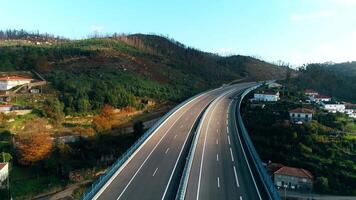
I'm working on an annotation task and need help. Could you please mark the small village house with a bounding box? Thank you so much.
[253,91,280,102]
[304,89,319,97]
[274,166,313,191]
[310,94,331,103]
[345,104,356,118]
[0,104,12,113]
[321,102,346,113]
[268,82,282,89]
[289,108,314,123]
[0,76,33,91]
[0,163,9,186]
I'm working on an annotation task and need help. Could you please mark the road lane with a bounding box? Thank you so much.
[184,83,262,200]
[95,83,254,200]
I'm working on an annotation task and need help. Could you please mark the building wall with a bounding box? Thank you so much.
[290,112,313,122]
[323,104,345,113]
[254,93,279,102]
[0,80,31,91]
[274,174,312,190]
[0,163,9,184]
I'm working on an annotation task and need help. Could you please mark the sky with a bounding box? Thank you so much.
[1,0,356,66]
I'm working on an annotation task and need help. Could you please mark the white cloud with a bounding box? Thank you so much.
[291,10,335,21]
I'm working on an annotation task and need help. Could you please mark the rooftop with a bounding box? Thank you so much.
[0,163,8,170]
[289,108,314,114]
[274,166,313,179]
[0,75,33,81]
[305,89,318,94]
[314,94,331,99]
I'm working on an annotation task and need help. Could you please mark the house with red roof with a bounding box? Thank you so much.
[274,166,313,191]
[289,108,314,123]
[0,75,33,91]
[310,94,331,103]
[304,89,319,97]
[0,104,13,113]
[0,163,9,186]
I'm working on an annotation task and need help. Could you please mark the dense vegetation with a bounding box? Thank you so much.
[242,85,356,195]
[0,30,287,114]
[294,63,356,102]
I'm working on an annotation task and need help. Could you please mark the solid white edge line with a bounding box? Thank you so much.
[233,96,262,200]
[116,105,190,200]
[196,89,237,200]
[160,105,203,200]
[92,90,209,200]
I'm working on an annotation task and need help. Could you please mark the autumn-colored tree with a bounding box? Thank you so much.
[15,118,53,165]
[93,104,116,133]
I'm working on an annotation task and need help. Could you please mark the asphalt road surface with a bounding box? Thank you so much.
[93,82,255,200]
[184,85,262,200]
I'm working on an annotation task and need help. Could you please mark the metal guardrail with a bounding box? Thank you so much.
[80,90,209,200]
[236,85,281,200]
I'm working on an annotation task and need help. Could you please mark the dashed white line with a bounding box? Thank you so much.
[230,147,234,162]
[226,120,228,125]
[240,196,243,200]
[165,148,170,154]
[174,134,177,139]
[217,177,220,188]
[216,138,219,145]
[227,128,229,134]
[233,166,240,187]
[228,135,231,145]
[153,168,158,176]
[216,154,219,161]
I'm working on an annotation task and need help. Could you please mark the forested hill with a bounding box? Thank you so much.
[0,30,288,114]
[294,62,356,102]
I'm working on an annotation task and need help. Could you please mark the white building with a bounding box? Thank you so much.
[0,163,8,185]
[0,104,12,113]
[310,95,331,103]
[268,83,282,89]
[0,76,33,91]
[253,91,280,102]
[289,108,314,123]
[345,104,356,118]
[321,102,346,113]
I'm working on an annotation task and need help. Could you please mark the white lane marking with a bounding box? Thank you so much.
[217,121,220,125]
[217,177,220,188]
[233,166,240,187]
[216,138,219,145]
[165,148,170,154]
[230,147,234,162]
[216,154,219,161]
[226,120,228,125]
[197,90,235,200]
[153,168,158,176]
[233,102,262,199]
[161,104,204,200]
[227,128,229,134]
[217,129,219,133]
[228,135,231,145]
[115,106,188,200]
[174,134,177,139]
[240,196,243,200]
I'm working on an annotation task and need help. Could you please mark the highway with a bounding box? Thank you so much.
[183,85,263,200]
[93,82,255,200]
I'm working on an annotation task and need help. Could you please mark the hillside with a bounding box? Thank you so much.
[294,63,356,102]
[0,31,288,113]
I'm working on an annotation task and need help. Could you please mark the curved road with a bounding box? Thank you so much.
[183,85,263,200]
[93,82,255,200]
